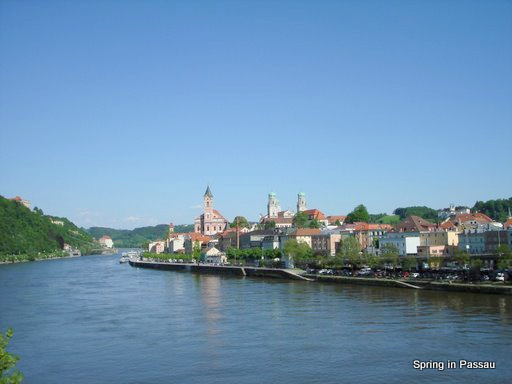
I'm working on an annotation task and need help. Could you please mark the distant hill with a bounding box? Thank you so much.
[369,214,400,225]
[0,196,95,256]
[393,206,438,222]
[472,197,512,222]
[86,224,194,248]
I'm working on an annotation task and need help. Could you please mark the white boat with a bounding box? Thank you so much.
[120,251,139,263]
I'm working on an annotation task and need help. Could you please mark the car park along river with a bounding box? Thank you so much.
[1,253,511,384]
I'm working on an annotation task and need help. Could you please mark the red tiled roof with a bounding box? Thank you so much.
[453,213,492,224]
[474,213,493,222]
[396,216,436,232]
[293,228,322,236]
[302,209,326,220]
[440,220,456,230]
[187,232,211,243]
[352,222,391,231]
[327,215,346,225]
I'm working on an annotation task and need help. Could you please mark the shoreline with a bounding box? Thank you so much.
[0,250,117,265]
[129,259,512,295]
[310,274,512,295]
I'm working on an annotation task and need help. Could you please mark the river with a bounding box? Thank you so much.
[0,253,511,383]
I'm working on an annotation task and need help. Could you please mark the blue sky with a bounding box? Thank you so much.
[1,0,511,229]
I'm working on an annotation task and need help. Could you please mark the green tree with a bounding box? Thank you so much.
[380,244,399,269]
[393,206,438,221]
[473,197,512,222]
[0,328,23,384]
[33,207,43,215]
[283,239,313,265]
[496,245,512,270]
[309,219,320,229]
[230,216,250,229]
[336,237,361,270]
[263,220,276,230]
[366,253,381,269]
[345,204,370,223]
[429,256,444,270]
[471,258,484,269]
[401,255,418,272]
[293,211,309,228]
[192,240,201,262]
[454,249,470,268]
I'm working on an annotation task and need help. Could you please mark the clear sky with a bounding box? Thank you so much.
[1,0,511,229]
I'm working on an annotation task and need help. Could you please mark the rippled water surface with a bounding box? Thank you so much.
[1,254,511,383]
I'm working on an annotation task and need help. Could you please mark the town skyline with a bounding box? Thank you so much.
[1,1,511,229]
[3,187,511,230]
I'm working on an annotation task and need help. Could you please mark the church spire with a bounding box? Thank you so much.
[204,185,213,198]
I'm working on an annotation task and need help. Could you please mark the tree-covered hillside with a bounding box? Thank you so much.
[393,206,438,221]
[0,196,95,256]
[473,198,512,222]
[86,224,194,248]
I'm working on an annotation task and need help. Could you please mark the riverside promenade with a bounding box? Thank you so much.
[128,258,313,281]
[128,259,512,295]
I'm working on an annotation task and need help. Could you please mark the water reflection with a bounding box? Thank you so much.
[2,257,511,384]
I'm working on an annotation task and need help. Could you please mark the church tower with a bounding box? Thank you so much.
[267,192,280,218]
[297,192,307,212]
[204,185,214,220]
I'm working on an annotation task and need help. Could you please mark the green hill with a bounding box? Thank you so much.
[86,224,194,248]
[0,196,96,259]
[393,206,438,221]
[472,197,512,222]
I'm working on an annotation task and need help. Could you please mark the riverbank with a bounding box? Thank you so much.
[0,252,72,264]
[0,249,117,265]
[129,259,512,295]
[310,274,512,295]
[128,259,312,281]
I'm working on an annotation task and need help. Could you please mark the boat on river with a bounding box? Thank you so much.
[120,251,139,263]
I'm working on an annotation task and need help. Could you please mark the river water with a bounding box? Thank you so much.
[0,253,511,383]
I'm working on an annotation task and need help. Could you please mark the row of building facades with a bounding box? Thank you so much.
[148,187,512,266]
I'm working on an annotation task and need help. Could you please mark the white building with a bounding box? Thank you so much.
[99,235,114,248]
[148,240,165,254]
[166,235,185,253]
[380,232,420,257]
[203,246,227,264]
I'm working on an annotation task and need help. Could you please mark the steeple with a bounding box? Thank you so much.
[267,192,280,218]
[204,186,214,217]
[297,192,307,212]
[204,185,213,198]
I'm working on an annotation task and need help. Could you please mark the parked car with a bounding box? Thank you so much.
[495,273,505,282]
[357,267,372,276]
